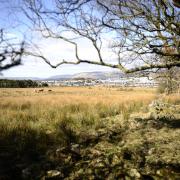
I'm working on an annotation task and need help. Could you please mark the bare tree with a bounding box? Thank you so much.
[0,29,24,72]
[156,49,180,94]
[156,66,180,94]
[23,0,179,74]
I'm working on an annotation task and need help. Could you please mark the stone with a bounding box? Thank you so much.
[156,169,163,176]
[71,143,80,154]
[129,169,141,178]
[148,148,155,155]
[46,170,61,178]
[111,154,120,166]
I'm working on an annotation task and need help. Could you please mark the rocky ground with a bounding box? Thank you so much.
[1,100,180,179]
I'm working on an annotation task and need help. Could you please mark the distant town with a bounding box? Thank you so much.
[0,71,159,88]
[41,77,158,87]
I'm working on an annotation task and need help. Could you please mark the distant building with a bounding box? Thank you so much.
[41,77,158,87]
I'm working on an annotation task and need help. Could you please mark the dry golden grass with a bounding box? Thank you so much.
[0,87,179,150]
[0,86,156,105]
[0,86,156,143]
[0,86,180,179]
[162,93,180,105]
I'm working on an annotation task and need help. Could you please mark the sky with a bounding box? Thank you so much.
[0,0,179,78]
[0,0,120,78]
[1,34,116,78]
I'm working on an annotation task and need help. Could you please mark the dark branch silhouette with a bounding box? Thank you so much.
[0,29,25,72]
[23,0,180,73]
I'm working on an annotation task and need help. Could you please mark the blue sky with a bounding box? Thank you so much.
[0,0,179,78]
[0,0,129,77]
[0,0,118,78]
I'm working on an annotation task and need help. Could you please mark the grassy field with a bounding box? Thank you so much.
[0,87,156,139]
[0,87,179,179]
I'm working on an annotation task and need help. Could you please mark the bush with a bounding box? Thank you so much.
[157,80,179,94]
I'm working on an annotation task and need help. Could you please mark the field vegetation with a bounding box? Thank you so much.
[0,87,179,179]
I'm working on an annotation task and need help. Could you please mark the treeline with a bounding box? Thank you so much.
[0,79,48,88]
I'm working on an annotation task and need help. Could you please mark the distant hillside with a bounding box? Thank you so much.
[46,71,131,80]
[1,71,138,81]
[72,71,124,80]
[44,74,73,81]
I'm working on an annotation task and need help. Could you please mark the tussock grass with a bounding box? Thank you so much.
[0,87,180,178]
[0,86,168,178]
[162,93,180,105]
[0,87,155,149]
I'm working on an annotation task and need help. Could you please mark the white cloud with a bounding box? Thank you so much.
[2,31,122,78]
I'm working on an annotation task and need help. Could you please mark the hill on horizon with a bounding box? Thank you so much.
[0,70,139,81]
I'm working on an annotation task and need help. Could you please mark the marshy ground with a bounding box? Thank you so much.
[0,87,179,179]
